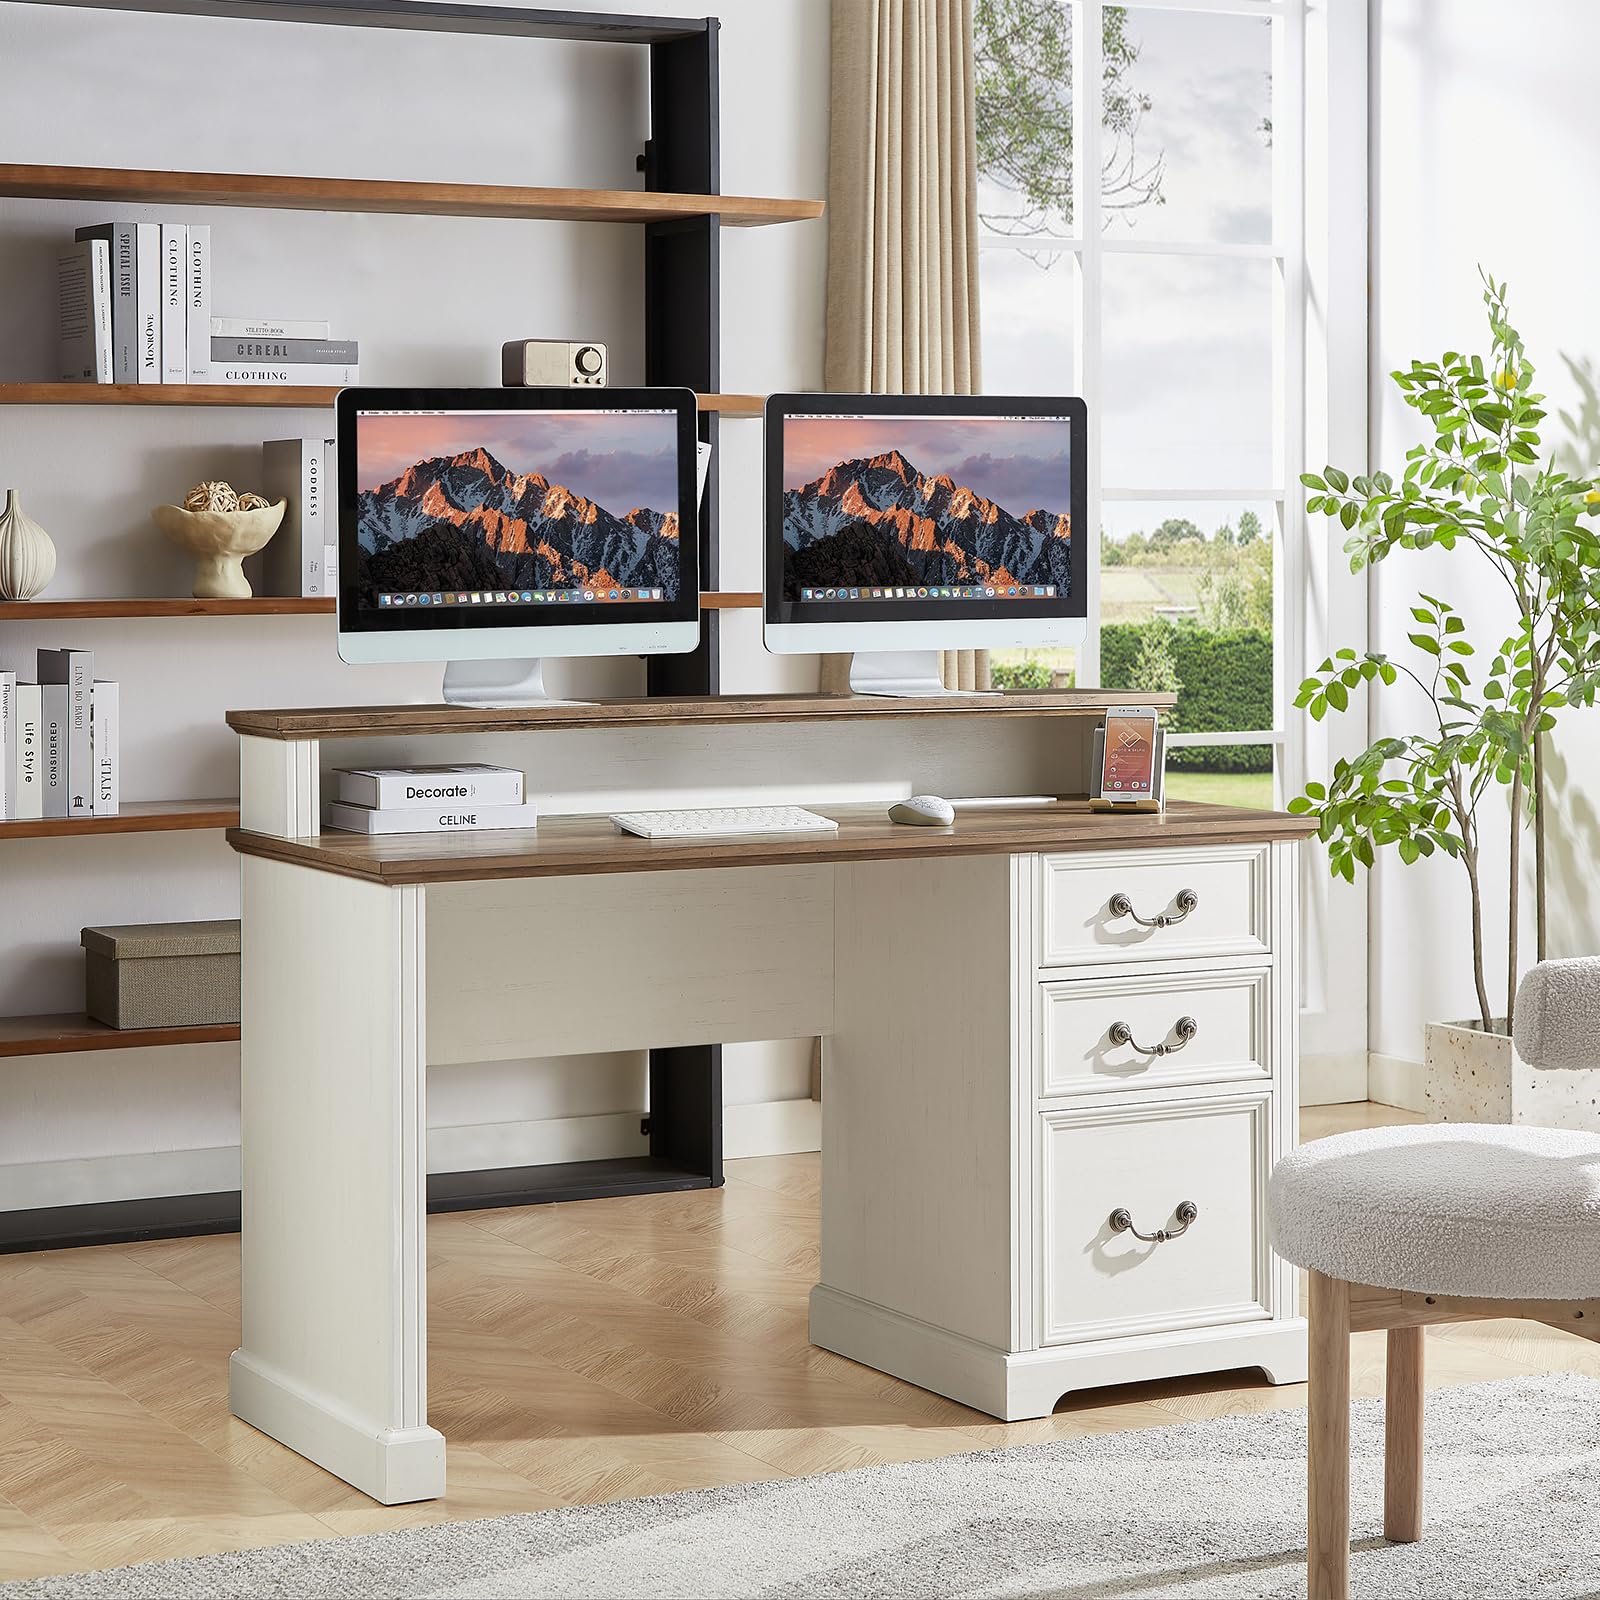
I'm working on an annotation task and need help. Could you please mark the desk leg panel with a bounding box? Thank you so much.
[231,857,442,1504]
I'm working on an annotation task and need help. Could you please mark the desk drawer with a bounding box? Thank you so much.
[1039,967,1271,1099]
[1039,1091,1270,1345]
[1038,845,1270,968]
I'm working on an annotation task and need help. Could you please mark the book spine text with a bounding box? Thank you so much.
[160,223,188,382]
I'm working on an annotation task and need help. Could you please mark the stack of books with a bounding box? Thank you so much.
[261,436,337,598]
[1,650,119,822]
[55,225,358,386]
[326,765,536,835]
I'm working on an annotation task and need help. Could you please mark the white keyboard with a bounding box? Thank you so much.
[610,805,839,840]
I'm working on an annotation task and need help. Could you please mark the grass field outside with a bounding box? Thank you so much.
[1163,768,1276,809]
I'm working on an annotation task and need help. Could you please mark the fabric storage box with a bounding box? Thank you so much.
[81,920,241,1029]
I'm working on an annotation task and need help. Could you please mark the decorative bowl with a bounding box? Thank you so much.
[152,500,286,599]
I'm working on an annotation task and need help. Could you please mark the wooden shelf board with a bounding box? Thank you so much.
[0,165,824,228]
[0,597,334,620]
[0,385,766,412]
[0,1014,240,1057]
[700,592,760,610]
[0,800,239,839]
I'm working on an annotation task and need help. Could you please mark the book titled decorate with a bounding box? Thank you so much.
[335,765,525,810]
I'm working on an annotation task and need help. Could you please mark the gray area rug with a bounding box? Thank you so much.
[6,1375,1600,1599]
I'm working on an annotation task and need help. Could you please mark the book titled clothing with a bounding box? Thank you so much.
[211,316,331,340]
[0,672,14,819]
[135,221,160,383]
[260,437,327,596]
[335,765,525,810]
[40,682,69,818]
[91,681,120,816]
[57,239,112,382]
[186,225,212,382]
[74,223,138,382]
[215,363,359,386]
[13,683,42,820]
[326,799,540,835]
[160,223,188,382]
[37,648,92,817]
[211,338,359,365]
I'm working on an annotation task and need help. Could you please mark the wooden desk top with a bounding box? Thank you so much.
[227,799,1317,886]
[226,690,1177,741]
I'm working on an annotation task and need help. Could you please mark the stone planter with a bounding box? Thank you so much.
[1425,1018,1600,1131]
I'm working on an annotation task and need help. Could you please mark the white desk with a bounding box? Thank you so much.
[226,693,1314,1503]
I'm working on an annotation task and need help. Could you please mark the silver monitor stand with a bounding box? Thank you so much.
[847,649,999,699]
[441,658,593,709]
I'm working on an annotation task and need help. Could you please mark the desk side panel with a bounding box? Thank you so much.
[424,864,833,1063]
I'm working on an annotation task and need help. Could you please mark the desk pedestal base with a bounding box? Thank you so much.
[810,1285,1310,1421]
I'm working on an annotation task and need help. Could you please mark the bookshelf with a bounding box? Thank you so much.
[0,1014,240,1058]
[0,800,237,839]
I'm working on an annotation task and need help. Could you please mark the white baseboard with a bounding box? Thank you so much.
[1299,1050,1369,1105]
[427,1110,647,1172]
[1368,1052,1426,1113]
[0,1145,242,1211]
[724,1096,821,1157]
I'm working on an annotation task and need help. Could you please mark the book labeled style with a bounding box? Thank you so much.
[135,221,161,382]
[335,764,525,811]
[91,681,119,816]
[57,239,112,383]
[215,362,359,386]
[40,681,69,818]
[186,225,212,382]
[37,648,92,817]
[74,223,138,382]
[326,799,540,835]
[260,437,327,597]
[0,672,14,819]
[13,683,42,820]
[160,223,188,382]
[211,316,331,340]
[212,338,358,365]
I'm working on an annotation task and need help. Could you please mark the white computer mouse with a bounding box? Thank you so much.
[888,794,955,827]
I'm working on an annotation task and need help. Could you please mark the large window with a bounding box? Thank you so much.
[977,0,1302,811]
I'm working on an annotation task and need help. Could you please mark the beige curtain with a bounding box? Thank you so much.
[819,0,988,694]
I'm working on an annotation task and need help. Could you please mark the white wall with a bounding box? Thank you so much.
[0,0,830,1206]
[1368,0,1600,1080]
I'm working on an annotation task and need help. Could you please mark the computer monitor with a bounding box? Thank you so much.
[336,387,701,706]
[763,393,1088,696]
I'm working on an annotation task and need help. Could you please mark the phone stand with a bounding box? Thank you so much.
[1088,721,1166,813]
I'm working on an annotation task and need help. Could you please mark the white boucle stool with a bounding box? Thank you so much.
[1270,1120,1600,1600]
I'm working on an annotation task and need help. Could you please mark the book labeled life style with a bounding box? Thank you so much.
[326,799,541,835]
[12,682,42,820]
[57,238,112,382]
[37,648,92,818]
[335,764,525,811]
[91,681,120,816]
[160,223,188,382]
[211,316,331,340]
[73,223,138,382]
[260,436,331,596]
[186,225,212,382]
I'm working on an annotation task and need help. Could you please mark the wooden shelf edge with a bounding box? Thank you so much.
[0,1015,240,1057]
[0,385,767,412]
[0,597,334,619]
[0,801,239,839]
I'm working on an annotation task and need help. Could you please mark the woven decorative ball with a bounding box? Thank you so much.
[183,480,241,513]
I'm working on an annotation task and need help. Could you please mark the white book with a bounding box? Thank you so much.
[327,799,540,835]
[0,672,14,819]
[211,316,331,340]
[213,362,359,386]
[37,648,93,818]
[57,239,112,383]
[336,765,525,810]
[160,223,188,382]
[135,222,161,383]
[91,680,119,816]
[261,437,327,596]
[40,682,69,818]
[186,225,212,382]
[13,683,42,820]
[74,224,138,382]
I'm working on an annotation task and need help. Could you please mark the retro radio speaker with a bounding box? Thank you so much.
[500,339,608,387]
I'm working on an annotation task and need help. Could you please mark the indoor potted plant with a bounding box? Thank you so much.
[1293,273,1600,1122]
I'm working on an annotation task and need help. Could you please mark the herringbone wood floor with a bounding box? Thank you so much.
[4,1102,1597,1581]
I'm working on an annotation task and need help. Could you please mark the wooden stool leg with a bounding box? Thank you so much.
[1308,1271,1351,1600]
[1384,1325,1425,1542]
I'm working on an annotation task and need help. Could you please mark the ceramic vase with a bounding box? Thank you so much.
[0,488,57,600]
[151,500,286,599]
[1424,1017,1600,1131]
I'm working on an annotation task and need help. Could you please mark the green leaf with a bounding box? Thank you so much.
[1325,466,1350,493]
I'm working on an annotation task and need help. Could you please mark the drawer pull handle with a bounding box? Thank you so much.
[1108,887,1199,929]
[1108,1015,1198,1056]
[1108,1200,1199,1243]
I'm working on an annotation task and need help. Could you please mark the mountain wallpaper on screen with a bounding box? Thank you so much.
[781,449,1071,600]
[354,447,680,602]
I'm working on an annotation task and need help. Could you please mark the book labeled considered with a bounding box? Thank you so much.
[326,799,540,835]
[91,681,120,816]
[0,671,14,819]
[212,338,358,365]
[13,683,42,820]
[186,225,212,382]
[37,648,93,817]
[211,316,331,340]
[335,765,525,810]
[75,223,138,382]
[40,682,69,818]
[160,223,188,382]
[261,437,326,596]
[57,239,112,383]
[135,222,160,382]
[215,363,359,385]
